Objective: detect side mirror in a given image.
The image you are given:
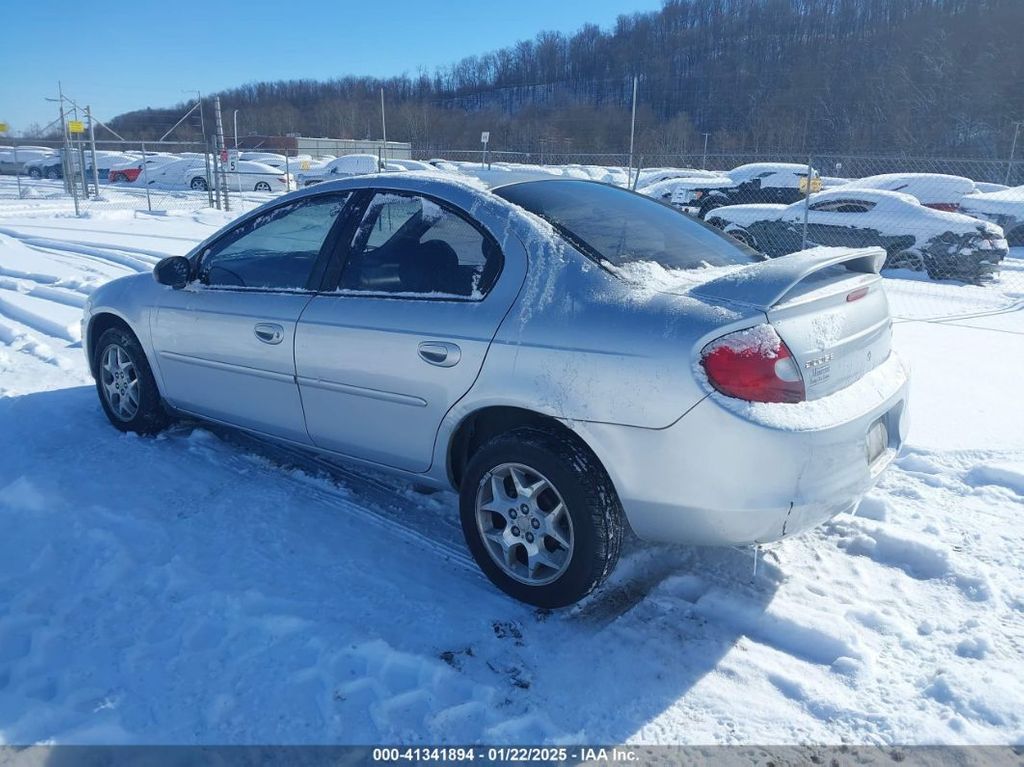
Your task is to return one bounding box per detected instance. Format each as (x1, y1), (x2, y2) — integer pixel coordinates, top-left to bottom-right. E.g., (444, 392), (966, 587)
(153, 256), (191, 289)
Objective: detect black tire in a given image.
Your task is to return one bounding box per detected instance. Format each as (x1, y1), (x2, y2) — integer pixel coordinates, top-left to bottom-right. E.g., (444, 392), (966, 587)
(459, 428), (623, 608)
(254, 181), (271, 192)
(45, 167), (60, 180)
(93, 326), (169, 435)
(28, 167), (42, 180)
(190, 176), (208, 191)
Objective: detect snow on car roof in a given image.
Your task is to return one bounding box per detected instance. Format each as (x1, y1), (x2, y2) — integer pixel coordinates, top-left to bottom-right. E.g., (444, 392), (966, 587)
(730, 162), (815, 174)
(808, 186), (921, 207)
(850, 173), (976, 200)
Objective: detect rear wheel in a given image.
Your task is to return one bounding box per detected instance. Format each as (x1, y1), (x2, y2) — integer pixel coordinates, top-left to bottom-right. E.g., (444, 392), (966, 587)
(254, 181), (272, 192)
(28, 167), (42, 180)
(459, 428), (622, 608)
(94, 327), (169, 435)
(190, 176), (208, 191)
(45, 167), (60, 180)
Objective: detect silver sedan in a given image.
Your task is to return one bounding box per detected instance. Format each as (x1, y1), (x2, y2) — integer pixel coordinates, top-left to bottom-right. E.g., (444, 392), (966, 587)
(82, 175), (909, 607)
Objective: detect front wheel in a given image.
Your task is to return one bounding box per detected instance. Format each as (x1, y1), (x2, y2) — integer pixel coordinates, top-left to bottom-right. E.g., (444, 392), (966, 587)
(28, 167), (42, 180)
(459, 428), (623, 608)
(94, 327), (169, 435)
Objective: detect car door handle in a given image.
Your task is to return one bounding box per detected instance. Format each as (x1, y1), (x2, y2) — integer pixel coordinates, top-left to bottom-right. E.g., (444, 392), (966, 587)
(418, 341), (461, 367)
(254, 322), (285, 345)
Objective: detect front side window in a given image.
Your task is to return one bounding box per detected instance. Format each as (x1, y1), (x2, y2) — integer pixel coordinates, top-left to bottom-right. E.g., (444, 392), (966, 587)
(337, 192), (501, 299)
(197, 193), (349, 290)
(495, 180), (759, 271)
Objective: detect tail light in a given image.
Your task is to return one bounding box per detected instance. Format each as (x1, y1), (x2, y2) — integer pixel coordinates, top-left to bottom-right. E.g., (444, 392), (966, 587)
(925, 202), (960, 212)
(700, 325), (805, 403)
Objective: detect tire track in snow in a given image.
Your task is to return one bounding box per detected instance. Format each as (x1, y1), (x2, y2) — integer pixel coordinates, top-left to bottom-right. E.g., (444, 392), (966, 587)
(0, 293), (79, 343)
(0, 228), (161, 273)
(0, 279), (88, 309)
(0, 317), (65, 367)
(178, 425), (480, 576)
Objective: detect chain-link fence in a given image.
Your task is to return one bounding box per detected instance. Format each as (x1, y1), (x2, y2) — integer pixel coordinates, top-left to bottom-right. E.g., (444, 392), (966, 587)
(3, 134), (1022, 321)
(413, 148), (1023, 322)
(0, 137), (314, 218)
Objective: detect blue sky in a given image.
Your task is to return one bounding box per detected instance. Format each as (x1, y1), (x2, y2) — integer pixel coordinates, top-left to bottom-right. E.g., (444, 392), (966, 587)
(1, 0), (662, 134)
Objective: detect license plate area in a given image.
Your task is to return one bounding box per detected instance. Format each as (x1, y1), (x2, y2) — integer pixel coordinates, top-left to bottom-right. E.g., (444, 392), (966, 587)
(866, 417), (889, 466)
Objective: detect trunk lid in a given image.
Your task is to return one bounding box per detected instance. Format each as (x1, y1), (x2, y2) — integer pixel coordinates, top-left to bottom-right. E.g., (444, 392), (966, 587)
(694, 246), (892, 400)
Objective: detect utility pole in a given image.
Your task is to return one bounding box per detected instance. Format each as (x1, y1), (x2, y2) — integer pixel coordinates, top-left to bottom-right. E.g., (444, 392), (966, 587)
(702, 133), (710, 170)
(628, 75), (638, 189)
(1006, 121), (1023, 186)
(380, 87), (388, 165)
(86, 106), (100, 198)
(213, 96), (229, 211)
(233, 110), (239, 149)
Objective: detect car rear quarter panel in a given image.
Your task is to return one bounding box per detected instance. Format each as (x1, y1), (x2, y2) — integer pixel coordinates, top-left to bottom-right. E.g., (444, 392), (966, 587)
(438, 237), (761, 444)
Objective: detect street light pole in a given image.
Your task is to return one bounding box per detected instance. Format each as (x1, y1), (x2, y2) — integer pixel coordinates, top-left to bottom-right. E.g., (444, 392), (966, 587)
(233, 110), (239, 150)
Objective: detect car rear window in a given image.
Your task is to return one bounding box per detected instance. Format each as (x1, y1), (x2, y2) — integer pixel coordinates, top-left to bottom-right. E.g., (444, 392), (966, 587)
(495, 180), (760, 271)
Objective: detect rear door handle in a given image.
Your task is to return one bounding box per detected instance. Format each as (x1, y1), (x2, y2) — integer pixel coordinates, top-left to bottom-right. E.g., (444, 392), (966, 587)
(418, 341), (461, 367)
(254, 322), (285, 345)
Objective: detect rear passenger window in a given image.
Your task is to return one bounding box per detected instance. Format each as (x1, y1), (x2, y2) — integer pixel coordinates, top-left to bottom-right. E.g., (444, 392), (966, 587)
(338, 192), (502, 299)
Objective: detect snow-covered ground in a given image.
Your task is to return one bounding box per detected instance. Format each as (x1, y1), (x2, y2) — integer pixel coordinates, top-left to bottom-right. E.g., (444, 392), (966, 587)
(0, 196), (1022, 746)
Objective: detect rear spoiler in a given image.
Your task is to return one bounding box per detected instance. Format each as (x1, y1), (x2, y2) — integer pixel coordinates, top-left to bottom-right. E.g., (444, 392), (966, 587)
(692, 246), (885, 312)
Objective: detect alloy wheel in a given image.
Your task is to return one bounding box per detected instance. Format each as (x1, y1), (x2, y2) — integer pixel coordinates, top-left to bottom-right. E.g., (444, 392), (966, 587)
(475, 463), (574, 586)
(100, 343), (140, 421)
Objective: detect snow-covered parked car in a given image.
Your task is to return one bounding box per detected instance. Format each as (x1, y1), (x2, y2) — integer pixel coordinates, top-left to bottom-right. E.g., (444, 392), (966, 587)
(239, 152), (316, 173)
(22, 152), (65, 180)
(665, 162), (822, 219)
(707, 188), (1008, 284)
(23, 150), (135, 182)
(0, 146), (55, 175)
(82, 176), (909, 607)
(641, 175), (728, 204)
(846, 173), (979, 211)
(959, 185), (1024, 245)
(108, 154), (179, 183)
(384, 158), (437, 173)
(147, 158), (291, 192)
(635, 168), (725, 190)
(298, 154), (382, 186)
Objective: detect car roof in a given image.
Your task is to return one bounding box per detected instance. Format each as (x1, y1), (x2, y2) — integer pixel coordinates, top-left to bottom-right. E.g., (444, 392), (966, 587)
(807, 187), (920, 206)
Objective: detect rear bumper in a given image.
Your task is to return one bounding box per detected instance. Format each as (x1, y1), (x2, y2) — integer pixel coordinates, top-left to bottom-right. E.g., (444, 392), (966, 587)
(574, 353), (909, 546)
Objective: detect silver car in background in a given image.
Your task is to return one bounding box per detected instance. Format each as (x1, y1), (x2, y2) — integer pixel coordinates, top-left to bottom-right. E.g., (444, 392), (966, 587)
(82, 176), (909, 607)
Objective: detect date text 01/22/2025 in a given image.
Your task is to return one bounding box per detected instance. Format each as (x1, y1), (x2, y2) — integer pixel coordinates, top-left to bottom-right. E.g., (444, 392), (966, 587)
(371, 746), (640, 762)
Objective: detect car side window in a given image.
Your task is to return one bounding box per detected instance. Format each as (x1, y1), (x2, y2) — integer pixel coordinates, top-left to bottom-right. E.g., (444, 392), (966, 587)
(197, 193), (349, 290)
(337, 192), (502, 299)
(809, 199), (875, 213)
